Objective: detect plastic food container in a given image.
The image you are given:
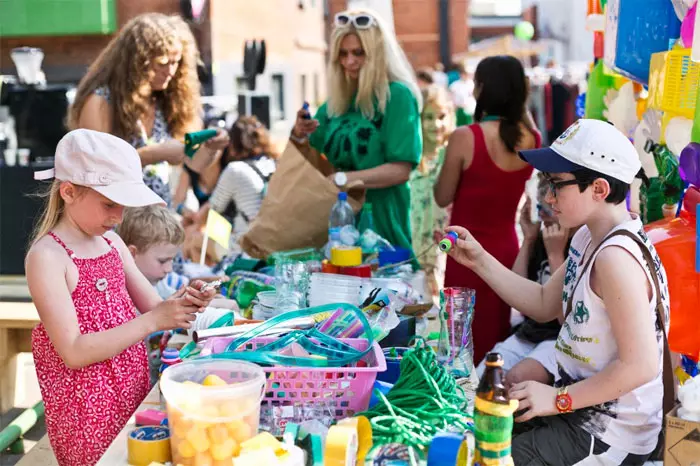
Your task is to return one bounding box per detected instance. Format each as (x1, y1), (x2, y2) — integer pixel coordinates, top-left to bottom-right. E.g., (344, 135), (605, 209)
(160, 359), (265, 465)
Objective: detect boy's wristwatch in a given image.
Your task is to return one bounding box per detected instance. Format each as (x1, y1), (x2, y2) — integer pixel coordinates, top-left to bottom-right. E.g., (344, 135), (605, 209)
(556, 386), (574, 413)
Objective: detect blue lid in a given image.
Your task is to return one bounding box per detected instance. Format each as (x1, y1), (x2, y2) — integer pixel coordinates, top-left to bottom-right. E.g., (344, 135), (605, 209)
(378, 247), (411, 267)
(338, 191), (348, 201)
(426, 433), (463, 465)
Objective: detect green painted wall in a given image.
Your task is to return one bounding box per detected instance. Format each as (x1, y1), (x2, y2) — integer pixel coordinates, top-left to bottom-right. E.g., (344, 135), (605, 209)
(0, 0), (117, 37)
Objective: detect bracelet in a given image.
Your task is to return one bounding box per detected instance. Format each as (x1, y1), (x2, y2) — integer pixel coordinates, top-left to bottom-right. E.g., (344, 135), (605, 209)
(176, 203), (185, 215)
(289, 132), (308, 144)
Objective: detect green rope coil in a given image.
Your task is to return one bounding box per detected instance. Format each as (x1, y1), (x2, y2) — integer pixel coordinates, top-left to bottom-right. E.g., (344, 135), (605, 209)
(358, 338), (473, 449)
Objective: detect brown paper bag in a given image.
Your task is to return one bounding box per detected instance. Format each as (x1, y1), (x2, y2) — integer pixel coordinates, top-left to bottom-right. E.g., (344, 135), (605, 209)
(239, 142), (364, 258)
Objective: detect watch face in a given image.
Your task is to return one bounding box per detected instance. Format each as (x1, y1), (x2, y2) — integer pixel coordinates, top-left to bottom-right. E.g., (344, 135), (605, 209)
(335, 172), (347, 186)
(556, 394), (573, 412)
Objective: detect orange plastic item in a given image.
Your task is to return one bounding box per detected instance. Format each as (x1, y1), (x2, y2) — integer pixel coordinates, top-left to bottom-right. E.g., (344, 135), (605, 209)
(587, 0), (602, 15)
(645, 197), (700, 359)
(321, 260), (340, 274)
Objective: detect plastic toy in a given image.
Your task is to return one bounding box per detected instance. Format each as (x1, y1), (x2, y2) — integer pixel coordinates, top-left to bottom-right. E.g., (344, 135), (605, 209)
(438, 232), (459, 253)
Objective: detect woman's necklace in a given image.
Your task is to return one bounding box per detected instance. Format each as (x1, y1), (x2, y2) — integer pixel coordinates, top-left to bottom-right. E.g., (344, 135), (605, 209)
(481, 115), (501, 122)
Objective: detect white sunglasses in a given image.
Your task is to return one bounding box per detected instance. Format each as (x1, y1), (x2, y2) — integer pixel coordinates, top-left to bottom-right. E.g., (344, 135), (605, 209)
(334, 13), (376, 29)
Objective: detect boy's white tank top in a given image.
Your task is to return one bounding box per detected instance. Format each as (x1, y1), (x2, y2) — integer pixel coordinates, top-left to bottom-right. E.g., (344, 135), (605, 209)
(556, 215), (670, 455)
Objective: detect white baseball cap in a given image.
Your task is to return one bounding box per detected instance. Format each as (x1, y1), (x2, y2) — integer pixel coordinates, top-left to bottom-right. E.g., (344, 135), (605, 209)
(519, 119), (642, 184)
(35, 129), (166, 207)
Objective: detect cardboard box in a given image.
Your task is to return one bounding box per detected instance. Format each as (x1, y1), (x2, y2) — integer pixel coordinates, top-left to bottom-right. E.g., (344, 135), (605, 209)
(665, 405), (700, 466)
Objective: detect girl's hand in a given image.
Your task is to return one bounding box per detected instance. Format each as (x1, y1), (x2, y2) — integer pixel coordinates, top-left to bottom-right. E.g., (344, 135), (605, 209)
(185, 280), (218, 307)
(508, 381), (559, 422)
(444, 226), (486, 270)
(187, 129), (228, 173)
(149, 288), (202, 331)
(519, 197), (541, 242)
(203, 128), (230, 152)
(542, 223), (570, 260)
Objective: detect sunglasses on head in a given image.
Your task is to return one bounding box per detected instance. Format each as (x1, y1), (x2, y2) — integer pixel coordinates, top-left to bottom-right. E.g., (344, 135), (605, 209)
(334, 13), (376, 29)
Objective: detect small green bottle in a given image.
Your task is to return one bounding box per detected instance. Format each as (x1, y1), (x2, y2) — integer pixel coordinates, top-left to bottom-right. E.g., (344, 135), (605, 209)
(358, 203), (375, 233)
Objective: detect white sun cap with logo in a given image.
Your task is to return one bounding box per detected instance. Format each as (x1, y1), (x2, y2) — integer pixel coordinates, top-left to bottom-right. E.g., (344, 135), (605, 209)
(519, 119), (641, 184)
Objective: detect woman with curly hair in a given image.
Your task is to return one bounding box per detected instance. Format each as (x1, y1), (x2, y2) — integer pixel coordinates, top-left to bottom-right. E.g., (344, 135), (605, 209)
(290, 8), (422, 262)
(68, 13), (228, 206)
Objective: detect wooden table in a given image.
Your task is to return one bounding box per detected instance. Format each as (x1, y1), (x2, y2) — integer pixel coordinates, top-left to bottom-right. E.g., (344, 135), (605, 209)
(0, 276), (40, 412)
(17, 384), (161, 466)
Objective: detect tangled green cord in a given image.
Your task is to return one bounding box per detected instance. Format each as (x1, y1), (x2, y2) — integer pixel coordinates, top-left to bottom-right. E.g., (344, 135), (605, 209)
(357, 337), (473, 449)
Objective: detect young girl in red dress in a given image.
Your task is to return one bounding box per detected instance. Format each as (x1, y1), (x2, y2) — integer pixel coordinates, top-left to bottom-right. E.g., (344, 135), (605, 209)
(26, 129), (216, 466)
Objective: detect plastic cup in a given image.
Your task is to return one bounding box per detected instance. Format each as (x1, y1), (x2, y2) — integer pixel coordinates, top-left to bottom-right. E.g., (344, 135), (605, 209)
(160, 359), (265, 465)
(4, 149), (16, 167)
(17, 148), (30, 167)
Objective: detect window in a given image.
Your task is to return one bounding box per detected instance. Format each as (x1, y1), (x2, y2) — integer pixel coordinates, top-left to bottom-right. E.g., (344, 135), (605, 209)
(300, 74), (307, 104)
(471, 0), (522, 17)
(271, 74), (285, 121)
(313, 73), (320, 105)
(236, 76), (249, 92)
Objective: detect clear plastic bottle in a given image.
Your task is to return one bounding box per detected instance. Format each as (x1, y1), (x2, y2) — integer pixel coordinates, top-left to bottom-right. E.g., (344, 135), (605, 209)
(329, 191), (355, 240)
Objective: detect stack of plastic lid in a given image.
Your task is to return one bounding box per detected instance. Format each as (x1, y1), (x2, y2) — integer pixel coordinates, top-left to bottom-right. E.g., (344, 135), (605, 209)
(307, 273), (363, 307)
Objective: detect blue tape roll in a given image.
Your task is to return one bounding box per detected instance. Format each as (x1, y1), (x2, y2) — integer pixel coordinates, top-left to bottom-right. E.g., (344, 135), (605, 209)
(426, 432), (463, 466)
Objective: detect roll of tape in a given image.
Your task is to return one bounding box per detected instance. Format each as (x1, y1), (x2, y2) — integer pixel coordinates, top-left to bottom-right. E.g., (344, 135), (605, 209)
(324, 424), (358, 466)
(337, 416), (373, 462)
(330, 246), (362, 267)
(126, 426), (171, 466)
(427, 432), (463, 466)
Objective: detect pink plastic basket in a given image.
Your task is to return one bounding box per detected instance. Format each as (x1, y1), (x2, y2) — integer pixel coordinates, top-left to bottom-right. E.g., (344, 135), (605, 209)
(201, 336), (386, 419)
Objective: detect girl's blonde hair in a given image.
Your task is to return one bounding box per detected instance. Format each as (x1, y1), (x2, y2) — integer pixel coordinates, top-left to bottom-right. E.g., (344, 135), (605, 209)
(327, 8), (422, 120)
(31, 181), (64, 246)
(68, 13), (201, 140)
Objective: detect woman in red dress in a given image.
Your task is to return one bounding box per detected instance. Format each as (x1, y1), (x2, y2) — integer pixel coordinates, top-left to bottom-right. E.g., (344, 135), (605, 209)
(434, 56), (541, 365)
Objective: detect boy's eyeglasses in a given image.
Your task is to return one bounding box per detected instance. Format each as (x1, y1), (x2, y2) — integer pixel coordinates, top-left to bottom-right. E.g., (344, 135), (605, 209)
(547, 179), (582, 198)
(334, 13), (376, 29)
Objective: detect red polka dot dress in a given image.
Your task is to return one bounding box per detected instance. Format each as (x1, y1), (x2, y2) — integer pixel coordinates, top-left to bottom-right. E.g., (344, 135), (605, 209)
(32, 232), (151, 466)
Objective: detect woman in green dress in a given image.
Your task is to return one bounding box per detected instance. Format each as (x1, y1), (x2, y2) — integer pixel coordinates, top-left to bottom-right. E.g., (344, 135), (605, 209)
(290, 8), (423, 259)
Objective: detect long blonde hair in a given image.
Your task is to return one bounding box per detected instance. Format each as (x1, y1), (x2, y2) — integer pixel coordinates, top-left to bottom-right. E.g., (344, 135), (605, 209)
(328, 8), (421, 120)
(68, 13), (201, 140)
(31, 181), (64, 247)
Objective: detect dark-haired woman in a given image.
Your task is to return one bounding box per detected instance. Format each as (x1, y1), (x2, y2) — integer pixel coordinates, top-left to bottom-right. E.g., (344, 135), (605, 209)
(434, 55), (541, 365)
(177, 116), (277, 259)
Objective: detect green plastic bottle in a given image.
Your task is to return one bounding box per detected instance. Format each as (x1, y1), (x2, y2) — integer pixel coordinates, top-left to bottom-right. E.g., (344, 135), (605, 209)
(358, 203), (375, 234)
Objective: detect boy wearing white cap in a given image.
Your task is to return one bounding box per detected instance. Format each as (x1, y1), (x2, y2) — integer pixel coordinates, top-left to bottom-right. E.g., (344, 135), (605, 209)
(446, 120), (672, 464)
(25, 129), (217, 466)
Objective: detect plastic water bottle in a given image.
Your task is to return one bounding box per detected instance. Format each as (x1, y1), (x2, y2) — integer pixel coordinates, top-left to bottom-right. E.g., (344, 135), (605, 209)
(329, 192), (355, 241)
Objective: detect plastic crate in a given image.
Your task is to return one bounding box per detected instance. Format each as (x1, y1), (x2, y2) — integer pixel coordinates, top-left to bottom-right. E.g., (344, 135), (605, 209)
(604, 0), (681, 85)
(649, 48), (700, 119)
